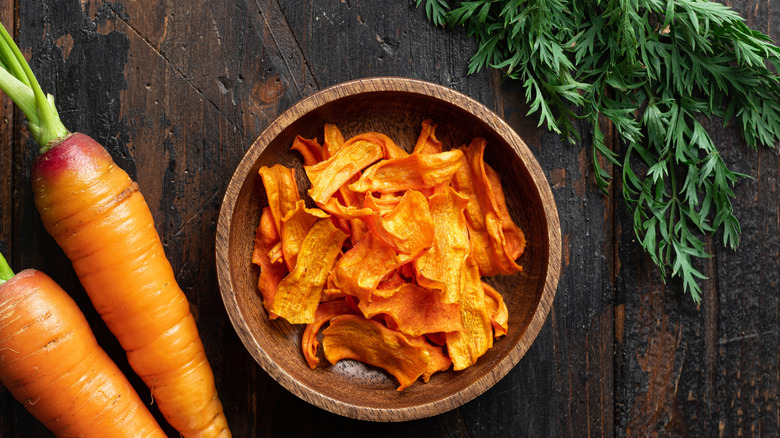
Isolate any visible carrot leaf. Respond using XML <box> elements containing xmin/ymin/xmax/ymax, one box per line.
<box><xmin>0</xmin><ymin>252</ymin><xmax>14</xmax><ymax>284</ymax></box>
<box><xmin>417</xmin><ymin>0</ymin><xmax>780</xmax><ymax>302</ymax></box>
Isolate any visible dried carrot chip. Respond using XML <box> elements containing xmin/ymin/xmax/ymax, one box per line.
<box><xmin>412</xmin><ymin>119</ymin><xmax>443</xmax><ymax>155</ymax></box>
<box><xmin>330</xmin><ymin>231</ymin><xmax>399</xmax><ymax>303</ymax></box>
<box><xmin>376</xmin><ymin>269</ymin><xmax>406</xmax><ymax>292</ymax></box>
<box><xmin>483</xmin><ymin>282</ymin><xmax>508</xmax><ymax>338</ymax></box>
<box><xmin>348</xmin><ymin>149</ymin><xmax>463</xmax><ymax>194</ymax></box>
<box><xmin>413</xmin><ymin>187</ymin><xmax>470</xmax><ymax>303</ymax></box>
<box><xmin>322</xmin><ymin>315</ymin><xmax>430</xmax><ymax>391</ymax></box>
<box><xmin>485</xmin><ymin>164</ymin><xmax>526</xmax><ymax>261</ymax></box>
<box><xmin>310</xmin><ymin>170</ymin><xmax>371</xmax><ymax>242</ymax></box>
<box><xmin>255</xmin><ymin>121</ymin><xmax>525</xmax><ymax>388</ymax></box>
<box><xmin>253</xmin><ymin>207</ymin><xmax>287</xmax><ymax>319</ymax></box>
<box><xmin>318</xmin><ymin>196</ymin><xmax>374</xmax><ymax>220</ymax></box>
<box><xmin>301</xmin><ymin>299</ymin><xmax>357</xmax><ymax>369</ymax></box>
<box><xmin>407</xmin><ymin>336</ymin><xmax>452</xmax><ymax>382</ymax></box>
<box><xmin>452</xmin><ymin>138</ymin><xmax>523</xmax><ymax>276</ymax></box>
<box><xmin>348</xmin><ymin>220</ymin><xmax>368</xmax><ymax>245</ymax></box>
<box><xmin>346</xmin><ymin>132</ymin><xmax>408</xmax><ymax>160</ymax></box>
<box><xmin>269</xmin><ymin>218</ymin><xmax>348</xmax><ymax>324</ymax></box>
<box><xmin>305</xmin><ymin>139</ymin><xmax>384</xmax><ymax>204</ymax></box>
<box><xmin>445</xmin><ymin>256</ymin><xmax>493</xmax><ymax>371</ymax></box>
<box><xmin>357</xmin><ymin>283</ymin><xmax>463</xmax><ymax>337</ymax></box>
<box><xmin>364</xmin><ymin>190</ymin><xmax>434</xmax><ymax>257</ymax></box>
<box><xmin>290</xmin><ymin>135</ymin><xmax>324</xmax><ymax>166</ymax></box>
<box><xmin>259</xmin><ymin>164</ymin><xmax>301</xmax><ymax>235</ymax></box>
<box><xmin>335</xmin><ymin>176</ymin><xmax>371</xmax><ymax>242</ymax></box>
<box><xmin>367</xmin><ymin>192</ymin><xmax>403</xmax><ymax>216</ymax></box>
<box><xmin>252</xmin><ymin>206</ymin><xmax>278</xmax><ymax>267</ymax></box>
<box><xmin>323</xmin><ymin>123</ymin><xmax>345</xmax><ymax>158</ymax></box>
<box><xmin>280</xmin><ymin>200</ymin><xmax>330</xmax><ymax>271</ymax></box>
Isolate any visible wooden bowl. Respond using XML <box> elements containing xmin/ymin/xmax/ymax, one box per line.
<box><xmin>216</xmin><ymin>77</ymin><xmax>561</xmax><ymax>421</ymax></box>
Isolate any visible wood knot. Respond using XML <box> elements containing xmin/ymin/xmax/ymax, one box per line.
<box><xmin>252</xmin><ymin>75</ymin><xmax>285</xmax><ymax>105</ymax></box>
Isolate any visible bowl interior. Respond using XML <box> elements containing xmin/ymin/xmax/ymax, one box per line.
<box><xmin>217</xmin><ymin>79</ymin><xmax>559</xmax><ymax>421</ymax></box>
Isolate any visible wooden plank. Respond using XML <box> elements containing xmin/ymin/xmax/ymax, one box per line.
<box><xmin>711</xmin><ymin>127</ymin><xmax>779</xmax><ymax>436</ymax></box>
<box><xmin>615</xmin><ymin>1</ymin><xmax>779</xmax><ymax>435</ymax></box>
<box><xmin>276</xmin><ymin>1</ymin><xmax>494</xmax><ymax>99</ymax></box>
<box><xmin>0</xmin><ymin>3</ymin><xmax>15</xmax><ymax>438</ymax></box>
<box><xmin>708</xmin><ymin>5</ymin><xmax>780</xmax><ymax>435</ymax></box>
<box><xmin>0</xmin><ymin>0</ymin><xmax>13</xmax><ymax>258</ymax></box>
<box><xmin>489</xmin><ymin>81</ymin><xmax>616</xmax><ymax>438</ymax></box>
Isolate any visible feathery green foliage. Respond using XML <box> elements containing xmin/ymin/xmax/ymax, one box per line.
<box><xmin>416</xmin><ymin>0</ymin><xmax>780</xmax><ymax>301</ymax></box>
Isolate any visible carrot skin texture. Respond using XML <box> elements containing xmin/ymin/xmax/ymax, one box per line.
<box><xmin>32</xmin><ymin>133</ymin><xmax>230</xmax><ymax>437</ymax></box>
<box><xmin>0</xmin><ymin>269</ymin><xmax>166</xmax><ymax>438</ymax></box>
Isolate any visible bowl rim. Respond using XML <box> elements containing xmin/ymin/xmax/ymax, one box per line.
<box><xmin>215</xmin><ymin>76</ymin><xmax>562</xmax><ymax>422</ymax></box>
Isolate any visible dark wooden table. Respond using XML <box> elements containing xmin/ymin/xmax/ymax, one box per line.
<box><xmin>1</xmin><ymin>1</ymin><xmax>777</xmax><ymax>436</ymax></box>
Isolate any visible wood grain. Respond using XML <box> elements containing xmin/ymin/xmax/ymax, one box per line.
<box><xmin>1</xmin><ymin>0</ymin><xmax>777</xmax><ymax>436</ymax></box>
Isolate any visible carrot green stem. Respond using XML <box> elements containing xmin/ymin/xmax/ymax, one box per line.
<box><xmin>0</xmin><ymin>251</ymin><xmax>14</xmax><ymax>284</ymax></box>
<box><xmin>0</xmin><ymin>23</ymin><xmax>69</xmax><ymax>152</ymax></box>
<box><xmin>0</xmin><ymin>66</ymin><xmax>41</xmax><ymax>137</ymax></box>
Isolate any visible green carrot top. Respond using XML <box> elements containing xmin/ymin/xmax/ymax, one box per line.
<box><xmin>0</xmin><ymin>252</ymin><xmax>14</xmax><ymax>285</ymax></box>
<box><xmin>0</xmin><ymin>23</ymin><xmax>68</xmax><ymax>152</ymax></box>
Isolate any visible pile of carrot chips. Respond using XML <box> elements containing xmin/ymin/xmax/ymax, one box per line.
<box><xmin>252</xmin><ymin>120</ymin><xmax>525</xmax><ymax>390</ymax></box>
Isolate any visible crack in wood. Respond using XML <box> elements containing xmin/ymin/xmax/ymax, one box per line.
<box><xmin>252</xmin><ymin>0</ymin><xmax>320</xmax><ymax>95</ymax></box>
<box><xmin>718</xmin><ymin>330</ymin><xmax>778</xmax><ymax>345</ymax></box>
<box><xmin>171</xmin><ymin>188</ymin><xmax>222</xmax><ymax>239</ymax></box>
<box><xmin>112</xmin><ymin>12</ymin><xmax>246</xmax><ymax>141</ymax></box>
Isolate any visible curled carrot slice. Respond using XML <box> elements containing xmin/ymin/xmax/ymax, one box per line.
<box><xmin>485</xmin><ymin>164</ymin><xmax>526</xmax><ymax>262</ymax></box>
<box><xmin>445</xmin><ymin>256</ymin><xmax>493</xmax><ymax>371</ymax></box>
<box><xmin>452</xmin><ymin>138</ymin><xmax>524</xmax><ymax>276</ymax></box>
<box><xmin>305</xmin><ymin>139</ymin><xmax>384</xmax><ymax>205</ymax></box>
<box><xmin>280</xmin><ymin>200</ymin><xmax>330</xmax><ymax>271</ymax></box>
<box><xmin>322</xmin><ymin>315</ymin><xmax>430</xmax><ymax>391</ymax></box>
<box><xmin>252</xmin><ymin>207</ymin><xmax>286</xmax><ymax>319</ymax></box>
<box><xmin>301</xmin><ymin>299</ymin><xmax>357</xmax><ymax>369</ymax></box>
<box><xmin>407</xmin><ymin>335</ymin><xmax>452</xmax><ymax>382</ymax></box>
<box><xmin>483</xmin><ymin>282</ymin><xmax>509</xmax><ymax>338</ymax></box>
<box><xmin>348</xmin><ymin>150</ymin><xmax>463</xmax><ymax>194</ymax></box>
<box><xmin>347</xmin><ymin>132</ymin><xmax>408</xmax><ymax>159</ymax></box>
<box><xmin>269</xmin><ymin>218</ymin><xmax>348</xmax><ymax>324</ymax></box>
<box><xmin>290</xmin><ymin>136</ymin><xmax>324</xmax><ymax>166</ymax></box>
<box><xmin>330</xmin><ymin>231</ymin><xmax>399</xmax><ymax>303</ymax></box>
<box><xmin>318</xmin><ymin>196</ymin><xmax>374</xmax><ymax>220</ymax></box>
<box><xmin>357</xmin><ymin>282</ymin><xmax>463</xmax><ymax>337</ymax></box>
<box><xmin>412</xmin><ymin>119</ymin><xmax>443</xmax><ymax>155</ymax></box>
<box><xmin>413</xmin><ymin>187</ymin><xmax>471</xmax><ymax>303</ymax></box>
<box><xmin>323</xmin><ymin>123</ymin><xmax>345</xmax><ymax>158</ymax></box>
<box><xmin>259</xmin><ymin>164</ymin><xmax>301</xmax><ymax>236</ymax></box>
<box><xmin>364</xmin><ymin>190</ymin><xmax>434</xmax><ymax>257</ymax></box>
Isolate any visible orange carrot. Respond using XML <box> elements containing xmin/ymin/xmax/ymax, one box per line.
<box><xmin>0</xmin><ymin>258</ymin><xmax>166</xmax><ymax>438</ymax></box>
<box><xmin>32</xmin><ymin>133</ymin><xmax>230</xmax><ymax>438</ymax></box>
<box><xmin>0</xmin><ymin>23</ymin><xmax>230</xmax><ymax>437</ymax></box>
